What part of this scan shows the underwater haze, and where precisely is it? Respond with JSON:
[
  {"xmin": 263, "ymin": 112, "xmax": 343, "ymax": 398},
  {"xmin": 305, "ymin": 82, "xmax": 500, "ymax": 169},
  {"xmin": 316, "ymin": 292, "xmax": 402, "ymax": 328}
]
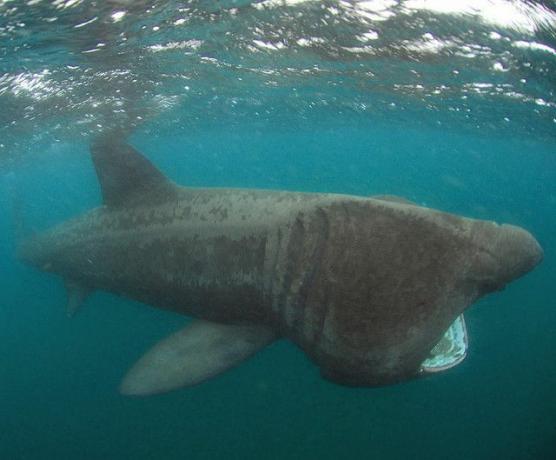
[{"xmin": 1, "ymin": 1, "xmax": 555, "ymax": 459}]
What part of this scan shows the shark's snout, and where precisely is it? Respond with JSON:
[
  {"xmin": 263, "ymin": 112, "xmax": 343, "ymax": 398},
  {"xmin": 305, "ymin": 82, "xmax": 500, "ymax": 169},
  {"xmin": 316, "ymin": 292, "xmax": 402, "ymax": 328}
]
[
  {"xmin": 472, "ymin": 222, "xmax": 543, "ymax": 291},
  {"xmin": 496, "ymin": 224, "xmax": 543, "ymax": 279}
]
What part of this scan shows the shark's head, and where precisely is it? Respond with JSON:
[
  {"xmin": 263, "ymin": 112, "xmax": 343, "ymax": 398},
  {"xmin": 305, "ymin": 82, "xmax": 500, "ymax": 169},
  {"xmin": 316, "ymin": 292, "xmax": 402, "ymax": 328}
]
[
  {"xmin": 311, "ymin": 201, "xmax": 544, "ymax": 387},
  {"xmin": 467, "ymin": 221, "xmax": 543, "ymax": 294},
  {"xmin": 420, "ymin": 220, "xmax": 543, "ymax": 375}
]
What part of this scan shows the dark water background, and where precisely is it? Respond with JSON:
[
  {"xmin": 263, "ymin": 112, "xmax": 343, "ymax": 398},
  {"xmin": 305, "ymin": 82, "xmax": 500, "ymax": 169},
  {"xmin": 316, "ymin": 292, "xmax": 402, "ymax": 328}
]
[{"xmin": 1, "ymin": 1, "xmax": 555, "ymax": 459}]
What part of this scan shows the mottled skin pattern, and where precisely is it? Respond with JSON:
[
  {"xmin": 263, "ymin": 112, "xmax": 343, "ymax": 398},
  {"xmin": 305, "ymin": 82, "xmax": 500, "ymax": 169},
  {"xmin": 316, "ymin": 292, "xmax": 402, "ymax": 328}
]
[{"xmin": 19, "ymin": 140, "xmax": 543, "ymax": 387}]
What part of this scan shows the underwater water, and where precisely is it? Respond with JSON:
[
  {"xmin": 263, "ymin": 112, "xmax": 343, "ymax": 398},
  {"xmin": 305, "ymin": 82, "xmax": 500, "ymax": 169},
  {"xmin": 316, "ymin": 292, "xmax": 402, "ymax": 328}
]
[{"xmin": 1, "ymin": 1, "xmax": 555, "ymax": 459}]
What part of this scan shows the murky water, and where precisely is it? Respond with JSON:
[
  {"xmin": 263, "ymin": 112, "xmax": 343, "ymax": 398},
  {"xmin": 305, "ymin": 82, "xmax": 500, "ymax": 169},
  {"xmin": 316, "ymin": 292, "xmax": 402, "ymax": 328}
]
[{"xmin": 1, "ymin": 1, "xmax": 555, "ymax": 459}]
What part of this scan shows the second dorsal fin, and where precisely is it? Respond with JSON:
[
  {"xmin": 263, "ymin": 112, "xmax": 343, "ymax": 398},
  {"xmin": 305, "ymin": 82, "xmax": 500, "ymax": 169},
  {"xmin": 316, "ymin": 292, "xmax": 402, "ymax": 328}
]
[
  {"xmin": 372, "ymin": 194, "xmax": 417, "ymax": 206},
  {"xmin": 91, "ymin": 134, "xmax": 179, "ymax": 208}
]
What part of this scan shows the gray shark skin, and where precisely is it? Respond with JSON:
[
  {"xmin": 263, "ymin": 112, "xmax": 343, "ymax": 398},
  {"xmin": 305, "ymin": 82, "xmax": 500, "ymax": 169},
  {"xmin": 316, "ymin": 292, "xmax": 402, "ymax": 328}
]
[{"xmin": 18, "ymin": 136, "xmax": 543, "ymax": 396}]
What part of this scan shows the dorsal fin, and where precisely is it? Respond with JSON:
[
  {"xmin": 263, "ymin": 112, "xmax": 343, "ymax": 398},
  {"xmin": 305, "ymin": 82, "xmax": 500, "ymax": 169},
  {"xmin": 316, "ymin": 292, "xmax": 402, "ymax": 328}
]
[{"xmin": 91, "ymin": 135, "xmax": 179, "ymax": 207}]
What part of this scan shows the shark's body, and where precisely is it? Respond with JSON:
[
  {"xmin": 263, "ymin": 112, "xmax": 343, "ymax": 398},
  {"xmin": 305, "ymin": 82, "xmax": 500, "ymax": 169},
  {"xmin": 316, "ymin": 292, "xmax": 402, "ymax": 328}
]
[{"xmin": 19, "ymin": 137, "xmax": 543, "ymax": 395}]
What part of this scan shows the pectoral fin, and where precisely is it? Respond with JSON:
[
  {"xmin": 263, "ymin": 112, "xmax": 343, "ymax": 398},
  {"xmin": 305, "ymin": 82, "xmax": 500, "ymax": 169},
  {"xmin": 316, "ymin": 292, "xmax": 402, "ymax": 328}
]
[{"xmin": 119, "ymin": 320, "xmax": 277, "ymax": 396}]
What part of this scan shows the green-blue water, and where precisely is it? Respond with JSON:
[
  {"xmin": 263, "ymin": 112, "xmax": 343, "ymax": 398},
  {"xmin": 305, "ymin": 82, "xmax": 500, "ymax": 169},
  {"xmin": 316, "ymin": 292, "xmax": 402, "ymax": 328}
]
[{"xmin": 1, "ymin": 1, "xmax": 555, "ymax": 459}]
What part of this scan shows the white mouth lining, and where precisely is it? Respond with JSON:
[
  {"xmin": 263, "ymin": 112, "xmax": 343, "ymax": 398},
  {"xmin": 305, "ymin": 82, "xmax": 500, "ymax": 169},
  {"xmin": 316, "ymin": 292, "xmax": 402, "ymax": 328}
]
[{"xmin": 421, "ymin": 314, "xmax": 468, "ymax": 373}]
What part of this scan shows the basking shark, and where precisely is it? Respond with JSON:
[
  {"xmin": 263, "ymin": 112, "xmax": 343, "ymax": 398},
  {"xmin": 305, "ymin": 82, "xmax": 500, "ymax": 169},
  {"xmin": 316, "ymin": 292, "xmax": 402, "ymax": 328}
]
[{"xmin": 18, "ymin": 136, "xmax": 543, "ymax": 395}]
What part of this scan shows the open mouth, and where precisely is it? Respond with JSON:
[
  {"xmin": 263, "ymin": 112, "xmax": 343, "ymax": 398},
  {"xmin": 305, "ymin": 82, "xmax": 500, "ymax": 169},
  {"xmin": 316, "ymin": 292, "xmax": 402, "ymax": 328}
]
[{"xmin": 420, "ymin": 315, "xmax": 468, "ymax": 373}]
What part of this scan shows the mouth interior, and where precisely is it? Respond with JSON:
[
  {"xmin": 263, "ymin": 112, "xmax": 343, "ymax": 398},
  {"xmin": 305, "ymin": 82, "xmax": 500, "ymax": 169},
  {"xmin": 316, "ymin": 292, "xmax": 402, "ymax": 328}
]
[{"xmin": 421, "ymin": 314, "xmax": 468, "ymax": 373}]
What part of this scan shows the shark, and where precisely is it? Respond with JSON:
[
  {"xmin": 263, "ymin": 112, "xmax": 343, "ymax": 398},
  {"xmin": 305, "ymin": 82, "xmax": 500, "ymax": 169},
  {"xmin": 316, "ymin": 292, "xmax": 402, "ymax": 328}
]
[{"xmin": 18, "ymin": 135, "xmax": 543, "ymax": 396}]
